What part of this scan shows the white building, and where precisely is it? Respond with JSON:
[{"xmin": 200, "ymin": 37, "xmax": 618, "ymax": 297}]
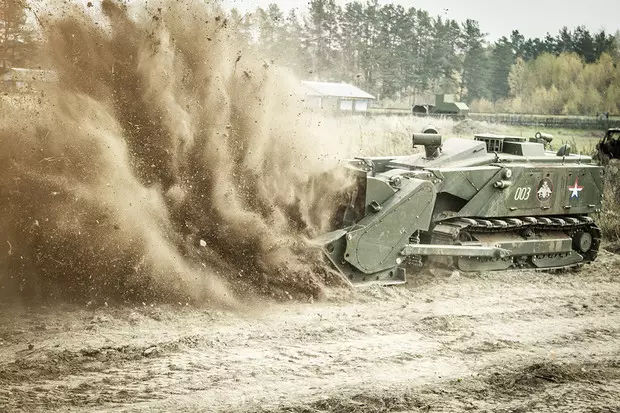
[{"xmin": 301, "ymin": 80, "xmax": 376, "ymax": 113}]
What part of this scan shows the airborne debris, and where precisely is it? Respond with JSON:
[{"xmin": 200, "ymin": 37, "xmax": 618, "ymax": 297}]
[{"xmin": 0, "ymin": 0, "xmax": 350, "ymax": 304}]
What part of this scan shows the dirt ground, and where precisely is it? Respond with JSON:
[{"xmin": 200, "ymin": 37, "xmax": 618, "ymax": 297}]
[{"xmin": 1, "ymin": 249, "xmax": 620, "ymax": 413}]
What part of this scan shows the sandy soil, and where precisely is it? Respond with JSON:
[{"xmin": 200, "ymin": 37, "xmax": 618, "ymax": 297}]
[{"xmin": 1, "ymin": 250, "xmax": 620, "ymax": 413}]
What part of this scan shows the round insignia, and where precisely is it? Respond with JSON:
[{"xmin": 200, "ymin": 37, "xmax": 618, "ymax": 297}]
[{"xmin": 537, "ymin": 178, "xmax": 554, "ymax": 201}]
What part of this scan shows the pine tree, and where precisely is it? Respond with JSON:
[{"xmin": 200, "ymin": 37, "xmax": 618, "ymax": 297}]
[
  {"xmin": 573, "ymin": 26, "xmax": 595, "ymax": 63},
  {"xmin": 490, "ymin": 36, "xmax": 514, "ymax": 100},
  {"xmin": 340, "ymin": 2, "xmax": 365, "ymax": 83},
  {"xmin": 431, "ymin": 17, "xmax": 461, "ymax": 93},
  {"xmin": 592, "ymin": 29, "xmax": 615, "ymax": 61},
  {"xmin": 414, "ymin": 10, "xmax": 434, "ymax": 93},
  {"xmin": 280, "ymin": 9, "xmax": 306, "ymax": 75},
  {"xmin": 458, "ymin": 19, "xmax": 490, "ymax": 102},
  {"xmin": 302, "ymin": 0, "xmax": 341, "ymax": 80},
  {"xmin": 359, "ymin": 0, "xmax": 381, "ymax": 92},
  {"xmin": 0, "ymin": 0, "xmax": 35, "ymax": 70},
  {"xmin": 255, "ymin": 4, "xmax": 287, "ymax": 59},
  {"xmin": 375, "ymin": 4, "xmax": 410, "ymax": 98},
  {"xmin": 556, "ymin": 27, "xmax": 573, "ymax": 54},
  {"xmin": 510, "ymin": 30, "xmax": 525, "ymax": 58},
  {"xmin": 542, "ymin": 33, "xmax": 557, "ymax": 54}
]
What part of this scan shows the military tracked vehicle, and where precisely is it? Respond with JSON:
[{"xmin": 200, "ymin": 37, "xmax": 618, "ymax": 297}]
[{"xmin": 315, "ymin": 127, "xmax": 604, "ymax": 285}]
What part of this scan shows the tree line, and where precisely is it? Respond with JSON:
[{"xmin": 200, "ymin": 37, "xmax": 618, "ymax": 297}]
[
  {"xmin": 1, "ymin": 0, "xmax": 619, "ymax": 115},
  {"xmin": 232, "ymin": 0, "xmax": 620, "ymax": 115}
]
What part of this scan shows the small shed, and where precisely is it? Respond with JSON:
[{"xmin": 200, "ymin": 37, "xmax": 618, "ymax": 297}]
[{"xmin": 301, "ymin": 81, "xmax": 376, "ymax": 113}]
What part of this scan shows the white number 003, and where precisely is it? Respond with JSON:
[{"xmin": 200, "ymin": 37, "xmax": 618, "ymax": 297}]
[{"xmin": 513, "ymin": 187, "xmax": 532, "ymax": 201}]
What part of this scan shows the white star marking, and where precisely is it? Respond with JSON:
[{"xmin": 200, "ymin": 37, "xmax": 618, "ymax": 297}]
[{"xmin": 568, "ymin": 178, "xmax": 583, "ymax": 198}]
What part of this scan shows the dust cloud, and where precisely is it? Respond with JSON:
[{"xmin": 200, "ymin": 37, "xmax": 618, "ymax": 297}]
[{"xmin": 0, "ymin": 0, "xmax": 352, "ymax": 306}]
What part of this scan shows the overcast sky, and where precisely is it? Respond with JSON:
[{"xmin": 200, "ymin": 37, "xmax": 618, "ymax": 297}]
[{"xmin": 223, "ymin": 0, "xmax": 620, "ymax": 41}]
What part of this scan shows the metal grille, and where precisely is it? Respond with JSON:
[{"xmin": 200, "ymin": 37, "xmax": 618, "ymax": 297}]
[{"xmin": 475, "ymin": 137, "xmax": 503, "ymax": 152}]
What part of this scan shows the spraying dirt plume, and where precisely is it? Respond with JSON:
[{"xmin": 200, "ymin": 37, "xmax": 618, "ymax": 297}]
[{"xmin": 0, "ymin": 0, "xmax": 352, "ymax": 305}]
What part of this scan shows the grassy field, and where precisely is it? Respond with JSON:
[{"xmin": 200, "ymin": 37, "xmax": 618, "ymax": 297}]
[
  {"xmin": 325, "ymin": 114, "xmax": 604, "ymax": 157},
  {"xmin": 369, "ymin": 107, "xmax": 620, "ymax": 122},
  {"xmin": 496, "ymin": 125, "xmax": 604, "ymax": 154}
]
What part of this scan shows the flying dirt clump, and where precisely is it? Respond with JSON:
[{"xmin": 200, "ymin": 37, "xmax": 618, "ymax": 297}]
[{"xmin": 0, "ymin": 0, "xmax": 351, "ymax": 305}]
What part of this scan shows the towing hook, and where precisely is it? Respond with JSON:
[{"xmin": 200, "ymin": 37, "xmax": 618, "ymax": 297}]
[
  {"xmin": 494, "ymin": 180, "xmax": 512, "ymax": 189},
  {"xmin": 369, "ymin": 201, "xmax": 382, "ymax": 213}
]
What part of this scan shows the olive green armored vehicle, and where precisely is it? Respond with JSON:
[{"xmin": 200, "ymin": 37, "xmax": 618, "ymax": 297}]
[{"xmin": 315, "ymin": 127, "xmax": 604, "ymax": 285}]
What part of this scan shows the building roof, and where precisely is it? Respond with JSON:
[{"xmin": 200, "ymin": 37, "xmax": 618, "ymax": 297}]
[
  {"xmin": 454, "ymin": 102, "xmax": 470, "ymax": 110},
  {"xmin": 301, "ymin": 81, "xmax": 376, "ymax": 100}
]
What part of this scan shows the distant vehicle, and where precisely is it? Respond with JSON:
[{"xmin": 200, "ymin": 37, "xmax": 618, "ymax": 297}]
[
  {"xmin": 412, "ymin": 94, "xmax": 469, "ymax": 117},
  {"xmin": 595, "ymin": 128, "xmax": 620, "ymax": 164}
]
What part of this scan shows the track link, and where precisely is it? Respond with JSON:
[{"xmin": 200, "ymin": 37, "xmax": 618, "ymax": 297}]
[{"xmin": 430, "ymin": 215, "xmax": 601, "ymax": 271}]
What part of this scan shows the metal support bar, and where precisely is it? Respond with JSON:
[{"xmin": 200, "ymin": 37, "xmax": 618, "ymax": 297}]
[{"xmin": 400, "ymin": 244, "xmax": 511, "ymax": 258}]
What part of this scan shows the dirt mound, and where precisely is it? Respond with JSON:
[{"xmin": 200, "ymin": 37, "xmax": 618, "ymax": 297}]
[
  {"xmin": 258, "ymin": 391, "xmax": 426, "ymax": 413},
  {"xmin": 604, "ymin": 242, "xmax": 620, "ymax": 254},
  {"xmin": 487, "ymin": 360, "xmax": 620, "ymax": 392},
  {"xmin": 0, "ymin": 1, "xmax": 351, "ymax": 305}
]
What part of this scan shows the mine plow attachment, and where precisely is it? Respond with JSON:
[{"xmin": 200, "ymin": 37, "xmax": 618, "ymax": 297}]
[{"xmin": 314, "ymin": 229, "xmax": 513, "ymax": 286}]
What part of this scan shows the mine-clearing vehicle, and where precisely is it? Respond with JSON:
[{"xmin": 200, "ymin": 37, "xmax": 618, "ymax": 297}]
[{"xmin": 315, "ymin": 127, "xmax": 605, "ymax": 285}]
